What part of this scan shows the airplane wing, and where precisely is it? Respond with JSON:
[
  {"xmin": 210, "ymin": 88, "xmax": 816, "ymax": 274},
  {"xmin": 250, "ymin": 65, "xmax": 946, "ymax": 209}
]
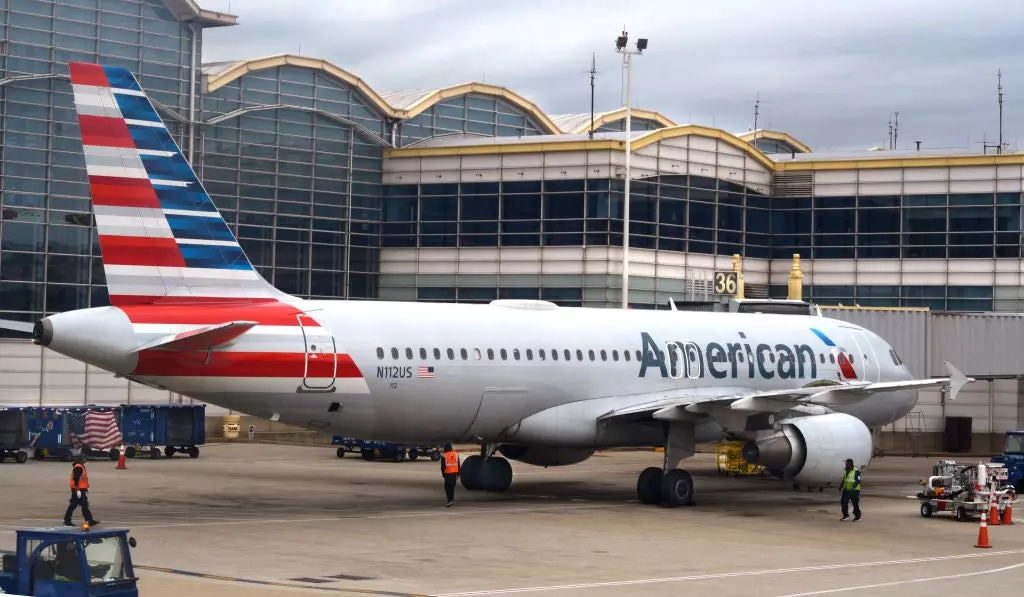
[
  {"xmin": 0, "ymin": 319, "xmax": 34, "ymax": 334},
  {"xmin": 598, "ymin": 361, "xmax": 973, "ymax": 422},
  {"xmin": 130, "ymin": 321, "xmax": 259, "ymax": 353}
]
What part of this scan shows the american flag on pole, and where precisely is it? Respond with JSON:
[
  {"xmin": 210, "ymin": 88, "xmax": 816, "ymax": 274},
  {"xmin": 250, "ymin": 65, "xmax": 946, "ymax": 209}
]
[
  {"xmin": 66, "ymin": 410, "xmax": 122, "ymax": 450},
  {"xmin": 418, "ymin": 365, "xmax": 435, "ymax": 379}
]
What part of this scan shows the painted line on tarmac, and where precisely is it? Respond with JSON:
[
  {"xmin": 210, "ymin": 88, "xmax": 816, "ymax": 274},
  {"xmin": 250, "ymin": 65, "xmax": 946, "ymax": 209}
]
[
  {"xmin": 137, "ymin": 565, "xmax": 426, "ymax": 597},
  {"xmin": 775, "ymin": 560, "xmax": 1024, "ymax": 596},
  {"xmin": 99, "ymin": 503, "xmax": 619, "ymax": 530},
  {"xmin": 431, "ymin": 550, "xmax": 1024, "ymax": 596}
]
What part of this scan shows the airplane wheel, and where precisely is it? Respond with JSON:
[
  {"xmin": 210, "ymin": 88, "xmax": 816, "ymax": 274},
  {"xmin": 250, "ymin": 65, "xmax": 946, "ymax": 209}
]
[
  {"xmin": 661, "ymin": 469, "xmax": 695, "ymax": 507},
  {"xmin": 460, "ymin": 455, "xmax": 484, "ymax": 491},
  {"xmin": 481, "ymin": 457, "xmax": 513, "ymax": 492},
  {"xmin": 637, "ymin": 467, "xmax": 663, "ymax": 505}
]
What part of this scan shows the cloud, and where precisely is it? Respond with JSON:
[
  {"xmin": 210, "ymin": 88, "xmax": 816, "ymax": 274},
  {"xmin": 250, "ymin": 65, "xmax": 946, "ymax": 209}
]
[{"xmin": 199, "ymin": 0, "xmax": 1024, "ymax": 151}]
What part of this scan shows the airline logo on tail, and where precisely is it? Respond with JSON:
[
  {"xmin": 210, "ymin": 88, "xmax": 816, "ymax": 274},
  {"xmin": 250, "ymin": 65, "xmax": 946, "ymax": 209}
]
[
  {"xmin": 809, "ymin": 328, "xmax": 858, "ymax": 380},
  {"xmin": 67, "ymin": 62, "xmax": 285, "ymax": 306}
]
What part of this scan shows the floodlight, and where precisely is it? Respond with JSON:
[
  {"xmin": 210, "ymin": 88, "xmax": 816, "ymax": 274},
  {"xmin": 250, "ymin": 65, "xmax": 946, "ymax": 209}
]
[
  {"xmin": 637, "ymin": 38, "xmax": 648, "ymax": 52},
  {"xmin": 616, "ymin": 34, "xmax": 627, "ymax": 50}
]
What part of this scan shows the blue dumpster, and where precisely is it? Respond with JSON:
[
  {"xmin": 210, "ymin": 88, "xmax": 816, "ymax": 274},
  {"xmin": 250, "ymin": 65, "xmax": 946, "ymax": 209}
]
[
  {"xmin": 119, "ymin": 404, "xmax": 206, "ymax": 459},
  {"xmin": 0, "ymin": 407, "xmax": 29, "ymax": 463}
]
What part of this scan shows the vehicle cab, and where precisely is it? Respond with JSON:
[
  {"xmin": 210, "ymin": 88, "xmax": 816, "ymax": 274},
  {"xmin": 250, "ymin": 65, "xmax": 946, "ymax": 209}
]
[
  {"xmin": 991, "ymin": 431, "xmax": 1024, "ymax": 492},
  {"xmin": 0, "ymin": 526, "xmax": 138, "ymax": 596}
]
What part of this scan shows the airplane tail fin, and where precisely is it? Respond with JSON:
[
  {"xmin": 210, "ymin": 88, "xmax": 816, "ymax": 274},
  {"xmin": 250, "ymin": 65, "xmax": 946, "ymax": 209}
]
[{"xmin": 67, "ymin": 62, "xmax": 290, "ymax": 306}]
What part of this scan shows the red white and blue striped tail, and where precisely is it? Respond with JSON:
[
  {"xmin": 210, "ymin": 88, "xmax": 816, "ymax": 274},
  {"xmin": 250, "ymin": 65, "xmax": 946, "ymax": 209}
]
[{"xmin": 67, "ymin": 62, "xmax": 291, "ymax": 307}]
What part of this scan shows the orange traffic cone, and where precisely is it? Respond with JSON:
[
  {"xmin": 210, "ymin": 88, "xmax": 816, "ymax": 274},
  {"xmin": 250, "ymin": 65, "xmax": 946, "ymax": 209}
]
[
  {"xmin": 990, "ymin": 503, "xmax": 1001, "ymax": 525},
  {"xmin": 1002, "ymin": 502, "xmax": 1014, "ymax": 525},
  {"xmin": 116, "ymin": 445, "xmax": 126, "ymax": 470},
  {"xmin": 976, "ymin": 512, "xmax": 992, "ymax": 549}
]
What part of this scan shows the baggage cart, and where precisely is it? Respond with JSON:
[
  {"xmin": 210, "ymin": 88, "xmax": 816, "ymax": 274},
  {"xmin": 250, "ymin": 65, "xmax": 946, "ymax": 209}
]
[
  {"xmin": 0, "ymin": 407, "xmax": 29, "ymax": 463},
  {"xmin": 332, "ymin": 436, "xmax": 441, "ymax": 462},
  {"xmin": 27, "ymin": 407, "xmax": 123, "ymax": 462},
  {"xmin": 117, "ymin": 404, "xmax": 206, "ymax": 459}
]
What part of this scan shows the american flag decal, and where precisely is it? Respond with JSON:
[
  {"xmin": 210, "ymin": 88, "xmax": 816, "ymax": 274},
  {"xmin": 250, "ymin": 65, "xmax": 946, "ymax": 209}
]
[
  {"xmin": 67, "ymin": 409, "xmax": 123, "ymax": 450},
  {"xmin": 418, "ymin": 366, "xmax": 435, "ymax": 379}
]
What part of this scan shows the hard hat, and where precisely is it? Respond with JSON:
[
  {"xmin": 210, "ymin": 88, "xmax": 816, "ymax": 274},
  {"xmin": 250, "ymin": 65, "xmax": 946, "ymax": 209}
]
[{"xmin": 444, "ymin": 443, "xmax": 453, "ymax": 451}]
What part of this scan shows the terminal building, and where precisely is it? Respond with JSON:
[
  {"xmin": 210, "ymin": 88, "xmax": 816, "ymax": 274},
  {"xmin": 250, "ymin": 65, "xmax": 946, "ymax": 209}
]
[{"xmin": 2, "ymin": 0, "xmax": 1024, "ymax": 451}]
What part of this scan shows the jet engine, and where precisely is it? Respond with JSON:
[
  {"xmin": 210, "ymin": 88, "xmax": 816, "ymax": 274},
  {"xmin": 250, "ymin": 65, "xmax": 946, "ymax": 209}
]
[
  {"xmin": 740, "ymin": 413, "xmax": 873, "ymax": 487},
  {"xmin": 498, "ymin": 444, "xmax": 594, "ymax": 467}
]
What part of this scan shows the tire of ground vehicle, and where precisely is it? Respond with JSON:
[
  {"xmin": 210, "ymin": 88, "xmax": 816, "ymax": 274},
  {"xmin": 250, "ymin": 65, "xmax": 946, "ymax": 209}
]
[
  {"xmin": 920, "ymin": 503, "xmax": 933, "ymax": 517},
  {"xmin": 956, "ymin": 506, "xmax": 969, "ymax": 522},
  {"xmin": 336, "ymin": 447, "xmax": 346, "ymax": 458},
  {"xmin": 165, "ymin": 446, "xmax": 176, "ymax": 458},
  {"xmin": 125, "ymin": 446, "xmax": 137, "ymax": 458},
  {"xmin": 408, "ymin": 449, "xmax": 419, "ymax": 461},
  {"xmin": 188, "ymin": 446, "xmax": 200, "ymax": 458},
  {"xmin": 15, "ymin": 451, "xmax": 27, "ymax": 464}
]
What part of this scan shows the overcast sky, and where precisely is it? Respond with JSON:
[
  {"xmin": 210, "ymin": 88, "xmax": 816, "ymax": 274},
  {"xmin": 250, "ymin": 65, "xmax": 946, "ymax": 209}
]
[{"xmin": 199, "ymin": 0, "xmax": 1024, "ymax": 152}]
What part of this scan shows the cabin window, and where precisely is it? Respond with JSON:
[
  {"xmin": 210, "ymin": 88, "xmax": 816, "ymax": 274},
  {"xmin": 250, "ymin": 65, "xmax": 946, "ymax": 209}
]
[
  {"xmin": 829, "ymin": 353, "xmax": 835, "ymax": 363},
  {"xmin": 433, "ymin": 348, "xmax": 441, "ymax": 360},
  {"xmin": 391, "ymin": 348, "xmax": 399, "ymax": 359},
  {"xmin": 473, "ymin": 348, "xmax": 482, "ymax": 360},
  {"xmin": 460, "ymin": 348, "xmax": 468, "ymax": 360},
  {"xmin": 513, "ymin": 348, "xmax": 521, "ymax": 360},
  {"xmin": 600, "ymin": 349, "xmax": 607, "ymax": 361},
  {"xmin": 487, "ymin": 348, "xmax": 495, "ymax": 360},
  {"xmin": 551, "ymin": 349, "xmax": 558, "ymax": 361},
  {"xmin": 405, "ymin": 348, "xmax": 414, "ymax": 360},
  {"xmin": 538, "ymin": 349, "xmax": 546, "ymax": 360},
  {"xmin": 419, "ymin": 348, "xmax": 427, "ymax": 360},
  {"xmin": 565, "ymin": 349, "xmax": 572, "ymax": 361},
  {"xmin": 576, "ymin": 349, "xmax": 584, "ymax": 361},
  {"xmin": 447, "ymin": 348, "xmax": 455, "ymax": 360},
  {"xmin": 526, "ymin": 349, "xmax": 533, "ymax": 360},
  {"xmin": 376, "ymin": 347, "xmax": 384, "ymax": 359},
  {"xmin": 623, "ymin": 350, "xmax": 630, "ymax": 362},
  {"xmin": 635, "ymin": 350, "xmax": 643, "ymax": 361},
  {"xmin": 500, "ymin": 348, "xmax": 508, "ymax": 360},
  {"xmin": 588, "ymin": 350, "xmax": 596, "ymax": 361},
  {"xmin": 819, "ymin": 353, "xmax": 825, "ymax": 364}
]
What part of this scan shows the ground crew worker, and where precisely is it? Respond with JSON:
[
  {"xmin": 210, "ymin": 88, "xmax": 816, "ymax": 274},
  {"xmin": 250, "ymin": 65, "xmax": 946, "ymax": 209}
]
[
  {"xmin": 441, "ymin": 443, "xmax": 460, "ymax": 507},
  {"xmin": 64, "ymin": 452, "xmax": 99, "ymax": 527},
  {"xmin": 839, "ymin": 458, "xmax": 862, "ymax": 522}
]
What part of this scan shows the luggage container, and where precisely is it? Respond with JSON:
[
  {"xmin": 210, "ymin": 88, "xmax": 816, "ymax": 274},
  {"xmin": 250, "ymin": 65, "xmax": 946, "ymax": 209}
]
[
  {"xmin": 0, "ymin": 407, "xmax": 29, "ymax": 463},
  {"xmin": 117, "ymin": 404, "xmax": 206, "ymax": 459},
  {"xmin": 27, "ymin": 407, "xmax": 124, "ymax": 461}
]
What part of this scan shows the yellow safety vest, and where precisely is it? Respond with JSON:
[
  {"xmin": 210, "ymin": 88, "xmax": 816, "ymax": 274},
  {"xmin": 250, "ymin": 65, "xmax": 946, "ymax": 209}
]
[{"xmin": 842, "ymin": 469, "xmax": 861, "ymax": 491}]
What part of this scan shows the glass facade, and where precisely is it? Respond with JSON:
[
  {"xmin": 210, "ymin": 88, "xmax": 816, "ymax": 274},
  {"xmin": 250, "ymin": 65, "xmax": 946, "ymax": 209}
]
[
  {"xmin": 199, "ymin": 65, "xmax": 387, "ymax": 299},
  {"xmin": 1, "ymin": 0, "xmax": 198, "ymax": 326},
  {"xmin": 594, "ymin": 116, "xmax": 663, "ymax": 133},
  {"xmin": 382, "ymin": 175, "xmax": 765, "ymax": 258},
  {"xmin": 397, "ymin": 94, "xmax": 547, "ymax": 147}
]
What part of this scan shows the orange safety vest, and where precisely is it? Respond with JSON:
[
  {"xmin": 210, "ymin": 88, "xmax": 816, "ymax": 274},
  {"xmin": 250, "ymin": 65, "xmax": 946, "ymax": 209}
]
[
  {"xmin": 443, "ymin": 450, "xmax": 460, "ymax": 474},
  {"xmin": 70, "ymin": 463, "xmax": 89, "ymax": 490}
]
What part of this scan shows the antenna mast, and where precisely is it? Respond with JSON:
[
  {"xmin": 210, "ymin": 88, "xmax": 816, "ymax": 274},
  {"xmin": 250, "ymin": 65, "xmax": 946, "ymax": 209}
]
[
  {"xmin": 998, "ymin": 69, "xmax": 1005, "ymax": 154},
  {"xmin": 752, "ymin": 94, "xmax": 760, "ymax": 145},
  {"xmin": 589, "ymin": 53, "xmax": 597, "ymax": 140}
]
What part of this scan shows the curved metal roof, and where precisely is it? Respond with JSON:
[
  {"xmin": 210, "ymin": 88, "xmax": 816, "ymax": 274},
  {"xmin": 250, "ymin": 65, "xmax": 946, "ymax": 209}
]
[{"xmin": 550, "ymin": 108, "xmax": 677, "ymax": 134}]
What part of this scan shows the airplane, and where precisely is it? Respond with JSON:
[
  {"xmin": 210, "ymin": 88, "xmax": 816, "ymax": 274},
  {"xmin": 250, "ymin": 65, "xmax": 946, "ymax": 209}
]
[{"xmin": 0, "ymin": 62, "xmax": 975, "ymax": 508}]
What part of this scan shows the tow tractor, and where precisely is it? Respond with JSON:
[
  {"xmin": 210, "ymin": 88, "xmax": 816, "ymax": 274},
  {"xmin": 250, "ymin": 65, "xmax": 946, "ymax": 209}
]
[
  {"xmin": 0, "ymin": 526, "xmax": 139, "ymax": 596},
  {"xmin": 914, "ymin": 460, "xmax": 1016, "ymax": 521},
  {"xmin": 991, "ymin": 430, "xmax": 1024, "ymax": 492}
]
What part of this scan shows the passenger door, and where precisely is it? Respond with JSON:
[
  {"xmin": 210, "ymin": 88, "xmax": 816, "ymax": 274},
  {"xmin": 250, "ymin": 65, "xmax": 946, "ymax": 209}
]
[{"xmin": 297, "ymin": 314, "xmax": 337, "ymax": 391}]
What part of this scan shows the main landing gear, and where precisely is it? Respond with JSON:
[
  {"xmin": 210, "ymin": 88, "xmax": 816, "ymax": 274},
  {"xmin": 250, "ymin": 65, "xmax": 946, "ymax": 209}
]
[
  {"xmin": 459, "ymin": 445, "xmax": 513, "ymax": 493},
  {"xmin": 636, "ymin": 422, "xmax": 697, "ymax": 508}
]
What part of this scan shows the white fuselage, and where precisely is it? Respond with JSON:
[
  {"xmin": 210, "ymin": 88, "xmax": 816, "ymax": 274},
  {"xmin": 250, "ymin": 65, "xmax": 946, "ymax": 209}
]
[{"xmin": 55, "ymin": 300, "xmax": 917, "ymax": 446}]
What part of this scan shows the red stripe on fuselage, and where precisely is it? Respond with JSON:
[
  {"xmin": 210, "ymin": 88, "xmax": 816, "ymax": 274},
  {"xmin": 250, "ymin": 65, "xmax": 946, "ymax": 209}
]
[
  {"xmin": 132, "ymin": 351, "xmax": 361, "ymax": 378},
  {"xmin": 69, "ymin": 63, "xmax": 110, "ymax": 87},
  {"xmin": 99, "ymin": 235, "xmax": 186, "ymax": 267},
  {"xmin": 118, "ymin": 301, "xmax": 317, "ymax": 326},
  {"xmin": 89, "ymin": 176, "xmax": 161, "ymax": 209},
  {"xmin": 78, "ymin": 114, "xmax": 135, "ymax": 149}
]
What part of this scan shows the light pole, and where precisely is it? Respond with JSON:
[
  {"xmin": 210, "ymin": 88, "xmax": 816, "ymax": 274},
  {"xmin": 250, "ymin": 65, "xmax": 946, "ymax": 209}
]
[{"xmin": 615, "ymin": 30, "xmax": 647, "ymax": 309}]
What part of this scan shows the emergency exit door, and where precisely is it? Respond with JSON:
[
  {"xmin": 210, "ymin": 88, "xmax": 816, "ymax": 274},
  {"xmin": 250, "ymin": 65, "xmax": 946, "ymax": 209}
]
[{"xmin": 297, "ymin": 314, "xmax": 337, "ymax": 391}]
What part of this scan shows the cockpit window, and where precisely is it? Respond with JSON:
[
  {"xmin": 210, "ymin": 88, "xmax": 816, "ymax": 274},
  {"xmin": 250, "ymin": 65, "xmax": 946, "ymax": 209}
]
[{"xmin": 889, "ymin": 349, "xmax": 904, "ymax": 367}]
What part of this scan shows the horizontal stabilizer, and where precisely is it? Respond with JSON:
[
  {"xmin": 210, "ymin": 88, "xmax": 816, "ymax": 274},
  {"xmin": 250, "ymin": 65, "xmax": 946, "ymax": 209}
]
[
  {"xmin": 0, "ymin": 319, "xmax": 34, "ymax": 334},
  {"xmin": 131, "ymin": 320, "xmax": 258, "ymax": 353}
]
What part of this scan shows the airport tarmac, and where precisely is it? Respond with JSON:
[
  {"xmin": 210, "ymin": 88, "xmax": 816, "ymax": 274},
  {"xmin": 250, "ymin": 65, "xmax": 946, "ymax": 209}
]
[{"xmin": 1, "ymin": 443, "xmax": 1022, "ymax": 596}]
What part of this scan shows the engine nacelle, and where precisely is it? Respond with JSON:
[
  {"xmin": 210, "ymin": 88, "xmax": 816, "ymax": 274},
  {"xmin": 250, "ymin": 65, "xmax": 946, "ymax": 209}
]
[
  {"xmin": 741, "ymin": 413, "xmax": 873, "ymax": 487},
  {"xmin": 498, "ymin": 444, "xmax": 595, "ymax": 467}
]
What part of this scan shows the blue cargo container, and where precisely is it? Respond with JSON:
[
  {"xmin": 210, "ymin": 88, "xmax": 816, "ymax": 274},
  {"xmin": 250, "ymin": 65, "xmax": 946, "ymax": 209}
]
[
  {"xmin": 118, "ymin": 404, "xmax": 205, "ymax": 459},
  {"xmin": 26, "ymin": 406, "xmax": 123, "ymax": 461},
  {"xmin": 0, "ymin": 407, "xmax": 29, "ymax": 463},
  {"xmin": 331, "ymin": 436, "xmax": 441, "ymax": 462}
]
